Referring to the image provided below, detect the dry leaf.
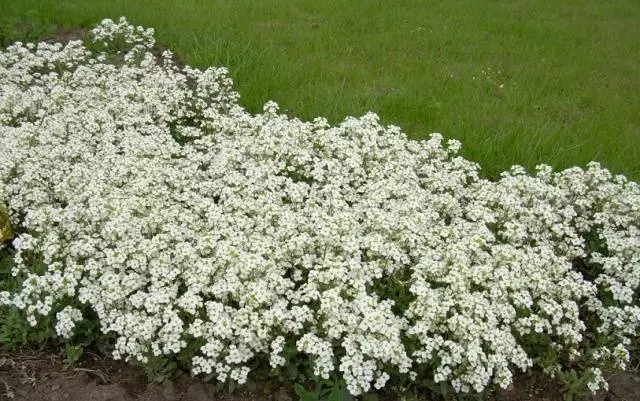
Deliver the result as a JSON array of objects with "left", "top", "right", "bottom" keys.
[{"left": 0, "top": 206, "right": 13, "bottom": 243}]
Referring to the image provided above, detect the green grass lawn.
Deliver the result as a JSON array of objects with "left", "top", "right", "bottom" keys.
[{"left": 1, "top": 0, "right": 639, "bottom": 179}]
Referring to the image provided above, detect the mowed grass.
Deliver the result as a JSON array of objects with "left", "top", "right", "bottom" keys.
[{"left": 1, "top": 0, "right": 639, "bottom": 179}]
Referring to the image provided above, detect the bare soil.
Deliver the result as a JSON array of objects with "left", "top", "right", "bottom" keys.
[
  {"left": 0, "top": 346, "right": 273, "bottom": 401},
  {"left": 42, "top": 28, "right": 88, "bottom": 45},
  {"left": 1, "top": 347, "right": 638, "bottom": 401}
]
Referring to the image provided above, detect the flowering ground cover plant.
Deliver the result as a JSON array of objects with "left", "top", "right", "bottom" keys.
[{"left": 0, "top": 17, "right": 638, "bottom": 399}]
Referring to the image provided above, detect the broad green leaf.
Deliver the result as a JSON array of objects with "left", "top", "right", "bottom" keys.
[
  {"left": 327, "top": 381, "right": 353, "bottom": 401},
  {"left": 294, "top": 383, "right": 319, "bottom": 401}
]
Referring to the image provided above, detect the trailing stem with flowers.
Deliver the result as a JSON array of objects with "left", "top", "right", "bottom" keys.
[{"left": 0, "top": 17, "right": 638, "bottom": 399}]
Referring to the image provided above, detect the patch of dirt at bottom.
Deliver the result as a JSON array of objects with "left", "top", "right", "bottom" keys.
[
  {"left": 0, "top": 346, "right": 284, "bottom": 401},
  {"left": 493, "top": 372, "right": 567, "bottom": 401},
  {"left": 592, "top": 371, "right": 640, "bottom": 401},
  {"left": 493, "top": 369, "right": 640, "bottom": 401},
  {"left": 1, "top": 347, "right": 639, "bottom": 401}
]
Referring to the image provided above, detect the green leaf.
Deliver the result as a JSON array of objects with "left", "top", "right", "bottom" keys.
[
  {"left": 421, "top": 378, "right": 442, "bottom": 394},
  {"left": 65, "top": 344, "right": 84, "bottom": 362},
  {"left": 294, "top": 383, "right": 319, "bottom": 401},
  {"left": 0, "top": 308, "right": 29, "bottom": 349},
  {"left": 0, "top": 251, "right": 14, "bottom": 274},
  {"left": 286, "top": 362, "right": 299, "bottom": 380},
  {"left": 327, "top": 382, "right": 353, "bottom": 401}
]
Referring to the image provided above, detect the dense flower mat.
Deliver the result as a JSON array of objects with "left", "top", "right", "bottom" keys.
[{"left": 0, "top": 17, "right": 638, "bottom": 396}]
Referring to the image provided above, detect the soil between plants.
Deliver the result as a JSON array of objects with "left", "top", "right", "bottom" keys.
[{"left": 1, "top": 347, "right": 638, "bottom": 401}]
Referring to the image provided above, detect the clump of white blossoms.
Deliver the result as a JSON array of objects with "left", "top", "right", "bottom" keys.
[{"left": 0, "top": 17, "right": 638, "bottom": 396}]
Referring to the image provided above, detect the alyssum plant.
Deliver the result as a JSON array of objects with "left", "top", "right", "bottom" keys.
[{"left": 0, "top": 17, "right": 638, "bottom": 398}]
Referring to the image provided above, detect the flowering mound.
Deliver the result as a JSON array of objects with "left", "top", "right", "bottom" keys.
[{"left": 0, "top": 18, "right": 639, "bottom": 396}]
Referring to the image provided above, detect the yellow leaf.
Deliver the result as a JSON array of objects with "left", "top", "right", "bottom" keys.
[{"left": 0, "top": 206, "right": 13, "bottom": 243}]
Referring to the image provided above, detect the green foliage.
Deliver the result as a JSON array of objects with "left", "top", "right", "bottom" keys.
[
  {"left": 141, "top": 355, "right": 178, "bottom": 382},
  {"left": 58, "top": 309, "right": 112, "bottom": 362},
  {"left": 557, "top": 369, "right": 593, "bottom": 401},
  {"left": 0, "top": 306, "right": 56, "bottom": 350},
  {"left": 0, "top": 12, "right": 54, "bottom": 47},
  {"left": 0, "top": 247, "right": 15, "bottom": 277},
  {"left": 259, "top": 341, "right": 316, "bottom": 384},
  {"left": 64, "top": 344, "right": 84, "bottom": 362},
  {"left": 294, "top": 378, "right": 353, "bottom": 401},
  {"left": 0, "top": 247, "right": 106, "bottom": 358},
  {"left": 394, "top": 376, "right": 489, "bottom": 401},
  {"left": 0, "top": 307, "right": 30, "bottom": 349},
  {"left": 83, "top": 31, "right": 143, "bottom": 66},
  {"left": 0, "top": 248, "right": 34, "bottom": 350},
  {"left": 368, "top": 269, "right": 415, "bottom": 315},
  {"left": 419, "top": 379, "right": 456, "bottom": 401}
]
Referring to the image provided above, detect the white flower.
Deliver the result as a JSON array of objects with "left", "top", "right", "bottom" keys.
[
  {"left": 55, "top": 306, "right": 83, "bottom": 338},
  {"left": 0, "top": 17, "right": 638, "bottom": 396}
]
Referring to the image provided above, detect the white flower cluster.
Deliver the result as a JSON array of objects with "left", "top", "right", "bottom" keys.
[
  {"left": 55, "top": 305, "right": 83, "bottom": 338},
  {"left": 1, "top": 18, "right": 638, "bottom": 396},
  {"left": 90, "top": 16, "right": 155, "bottom": 62},
  {"left": 91, "top": 17, "right": 155, "bottom": 46},
  {"left": 586, "top": 368, "right": 608, "bottom": 393}
]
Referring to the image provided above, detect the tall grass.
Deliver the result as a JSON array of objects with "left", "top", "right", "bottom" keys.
[{"left": 1, "top": 0, "right": 639, "bottom": 179}]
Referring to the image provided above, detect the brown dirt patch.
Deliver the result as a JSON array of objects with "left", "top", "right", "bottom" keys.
[
  {"left": 42, "top": 28, "right": 88, "bottom": 45},
  {"left": 0, "top": 346, "right": 278, "bottom": 401},
  {"left": 1, "top": 346, "right": 639, "bottom": 401},
  {"left": 491, "top": 368, "right": 640, "bottom": 401}
]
